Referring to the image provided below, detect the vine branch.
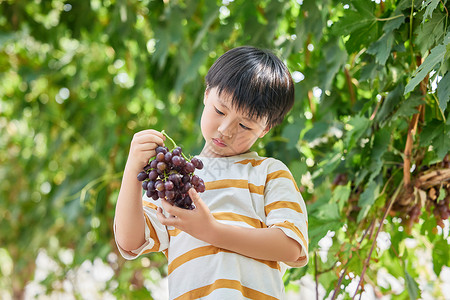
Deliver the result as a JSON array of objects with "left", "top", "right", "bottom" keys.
[
  {"left": 344, "top": 67, "right": 356, "bottom": 105},
  {"left": 351, "top": 183, "right": 401, "bottom": 299},
  {"left": 330, "top": 219, "right": 375, "bottom": 300}
]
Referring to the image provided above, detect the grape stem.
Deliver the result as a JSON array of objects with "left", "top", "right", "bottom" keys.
[{"left": 161, "top": 130, "right": 190, "bottom": 161}]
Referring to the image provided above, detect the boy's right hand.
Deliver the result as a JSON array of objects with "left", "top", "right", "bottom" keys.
[{"left": 125, "top": 129, "right": 166, "bottom": 174}]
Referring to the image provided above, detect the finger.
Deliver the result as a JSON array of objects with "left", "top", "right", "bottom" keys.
[
  {"left": 135, "top": 134, "right": 165, "bottom": 146},
  {"left": 156, "top": 207, "right": 178, "bottom": 226},
  {"left": 156, "top": 207, "right": 167, "bottom": 224},
  {"left": 161, "top": 198, "right": 188, "bottom": 217},
  {"left": 135, "top": 129, "right": 165, "bottom": 139},
  {"left": 188, "top": 188, "right": 202, "bottom": 208}
]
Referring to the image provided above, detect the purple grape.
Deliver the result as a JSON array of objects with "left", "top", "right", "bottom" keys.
[
  {"left": 168, "top": 174, "right": 181, "bottom": 186},
  {"left": 166, "top": 190, "right": 175, "bottom": 200},
  {"left": 147, "top": 180, "right": 155, "bottom": 191},
  {"left": 164, "top": 181, "right": 174, "bottom": 190},
  {"left": 155, "top": 146, "right": 166, "bottom": 154},
  {"left": 184, "top": 162, "right": 195, "bottom": 173},
  {"left": 157, "top": 162, "right": 167, "bottom": 171},
  {"left": 138, "top": 134, "right": 205, "bottom": 209},
  {"left": 148, "top": 170, "right": 158, "bottom": 181},
  {"left": 172, "top": 147, "right": 182, "bottom": 156},
  {"left": 156, "top": 152, "right": 165, "bottom": 162},
  {"left": 142, "top": 181, "right": 149, "bottom": 190},
  {"left": 191, "top": 157, "right": 200, "bottom": 168},
  {"left": 172, "top": 156, "right": 182, "bottom": 166},
  {"left": 155, "top": 181, "right": 165, "bottom": 192},
  {"left": 196, "top": 182, "right": 205, "bottom": 193},
  {"left": 183, "top": 182, "right": 192, "bottom": 193},
  {"left": 191, "top": 175, "right": 200, "bottom": 186},
  {"left": 165, "top": 152, "right": 173, "bottom": 163},
  {"left": 137, "top": 171, "right": 148, "bottom": 181},
  {"left": 150, "top": 159, "right": 158, "bottom": 169}
]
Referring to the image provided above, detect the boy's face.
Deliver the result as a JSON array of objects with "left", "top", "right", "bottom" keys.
[{"left": 200, "top": 87, "right": 270, "bottom": 157}]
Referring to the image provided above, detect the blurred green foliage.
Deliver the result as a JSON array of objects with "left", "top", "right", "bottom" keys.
[{"left": 1, "top": 0, "right": 449, "bottom": 299}]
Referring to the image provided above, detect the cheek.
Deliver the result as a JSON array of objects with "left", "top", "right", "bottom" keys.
[
  {"left": 233, "top": 132, "right": 258, "bottom": 146},
  {"left": 200, "top": 109, "right": 216, "bottom": 134}
]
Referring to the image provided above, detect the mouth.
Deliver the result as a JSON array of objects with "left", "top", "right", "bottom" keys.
[{"left": 212, "top": 138, "right": 227, "bottom": 147}]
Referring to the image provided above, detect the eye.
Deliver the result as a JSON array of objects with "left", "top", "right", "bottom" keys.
[
  {"left": 214, "top": 107, "right": 224, "bottom": 115},
  {"left": 239, "top": 123, "right": 252, "bottom": 130}
]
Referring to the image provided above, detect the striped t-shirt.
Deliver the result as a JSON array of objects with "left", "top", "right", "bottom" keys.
[{"left": 115, "top": 151, "right": 309, "bottom": 299}]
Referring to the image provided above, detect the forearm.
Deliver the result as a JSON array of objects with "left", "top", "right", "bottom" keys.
[
  {"left": 206, "top": 221, "right": 302, "bottom": 262},
  {"left": 114, "top": 165, "right": 146, "bottom": 251}
]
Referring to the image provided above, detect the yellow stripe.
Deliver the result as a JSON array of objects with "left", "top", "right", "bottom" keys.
[
  {"left": 273, "top": 221, "right": 308, "bottom": 252},
  {"left": 266, "top": 170, "right": 300, "bottom": 192},
  {"left": 265, "top": 200, "right": 303, "bottom": 215},
  {"left": 168, "top": 227, "right": 182, "bottom": 236},
  {"left": 143, "top": 201, "right": 158, "bottom": 210},
  {"left": 234, "top": 157, "right": 268, "bottom": 167},
  {"left": 168, "top": 245, "right": 279, "bottom": 275},
  {"left": 142, "top": 214, "right": 161, "bottom": 253},
  {"left": 168, "top": 212, "right": 267, "bottom": 237},
  {"left": 213, "top": 212, "right": 267, "bottom": 228},
  {"left": 206, "top": 179, "right": 264, "bottom": 195},
  {"left": 175, "top": 279, "right": 279, "bottom": 300}
]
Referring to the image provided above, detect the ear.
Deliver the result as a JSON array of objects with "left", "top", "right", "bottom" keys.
[
  {"left": 203, "top": 88, "right": 210, "bottom": 105},
  {"left": 258, "top": 125, "right": 271, "bottom": 138}
]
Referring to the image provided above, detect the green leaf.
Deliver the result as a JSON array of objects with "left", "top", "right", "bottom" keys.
[
  {"left": 193, "top": 5, "right": 219, "bottom": 48},
  {"left": 421, "top": 119, "right": 450, "bottom": 159},
  {"left": 332, "top": 0, "right": 376, "bottom": 36},
  {"left": 318, "top": 38, "right": 348, "bottom": 92},
  {"left": 383, "top": 14, "right": 405, "bottom": 33},
  {"left": 282, "top": 118, "right": 305, "bottom": 149},
  {"left": 376, "top": 83, "right": 404, "bottom": 126},
  {"left": 174, "top": 49, "right": 208, "bottom": 94},
  {"left": 368, "top": 128, "right": 391, "bottom": 182},
  {"left": 391, "top": 94, "right": 425, "bottom": 121},
  {"left": 303, "top": 121, "right": 329, "bottom": 142},
  {"left": 344, "top": 115, "right": 371, "bottom": 150},
  {"left": 367, "top": 32, "right": 395, "bottom": 65},
  {"left": 415, "top": 11, "right": 446, "bottom": 55},
  {"left": 302, "top": 0, "right": 324, "bottom": 41},
  {"left": 433, "top": 127, "right": 450, "bottom": 159},
  {"left": 331, "top": 182, "right": 351, "bottom": 213},
  {"left": 404, "top": 44, "right": 446, "bottom": 94},
  {"left": 437, "top": 71, "right": 450, "bottom": 112},
  {"left": 432, "top": 238, "right": 450, "bottom": 276},
  {"left": 316, "top": 202, "right": 341, "bottom": 221},
  {"left": 357, "top": 180, "right": 380, "bottom": 222},
  {"left": 422, "top": 0, "right": 440, "bottom": 22},
  {"left": 288, "top": 160, "right": 307, "bottom": 189},
  {"left": 404, "top": 267, "right": 420, "bottom": 300},
  {"left": 420, "top": 119, "right": 443, "bottom": 146}
]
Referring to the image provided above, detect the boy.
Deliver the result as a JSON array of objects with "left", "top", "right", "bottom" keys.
[{"left": 114, "top": 46, "right": 308, "bottom": 299}]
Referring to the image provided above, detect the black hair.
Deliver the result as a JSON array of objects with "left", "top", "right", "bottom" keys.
[{"left": 205, "top": 46, "right": 295, "bottom": 129}]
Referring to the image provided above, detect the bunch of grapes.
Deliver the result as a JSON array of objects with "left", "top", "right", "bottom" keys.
[{"left": 137, "top": 131, "right": 205, "bottom": 210}]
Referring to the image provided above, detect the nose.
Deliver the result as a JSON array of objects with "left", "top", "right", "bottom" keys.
[{"left": 217, "top": 119, "right": 236, "bottom": 138}]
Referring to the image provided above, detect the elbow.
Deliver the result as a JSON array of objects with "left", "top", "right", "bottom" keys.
[{"left": 284, "top": 241, "right": 303, "bottom": 262}]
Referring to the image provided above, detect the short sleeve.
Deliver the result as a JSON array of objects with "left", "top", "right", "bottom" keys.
[
  {"left": 264, "top": 159, "right": 309, "bottom": 267},
  {"left": 114, "top": 196, "right": 170, "bottom": 260}
]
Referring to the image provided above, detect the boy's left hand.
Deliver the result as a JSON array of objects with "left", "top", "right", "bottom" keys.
[{"left": 156, "top": 188, "right": 217, "bottom": 242}]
